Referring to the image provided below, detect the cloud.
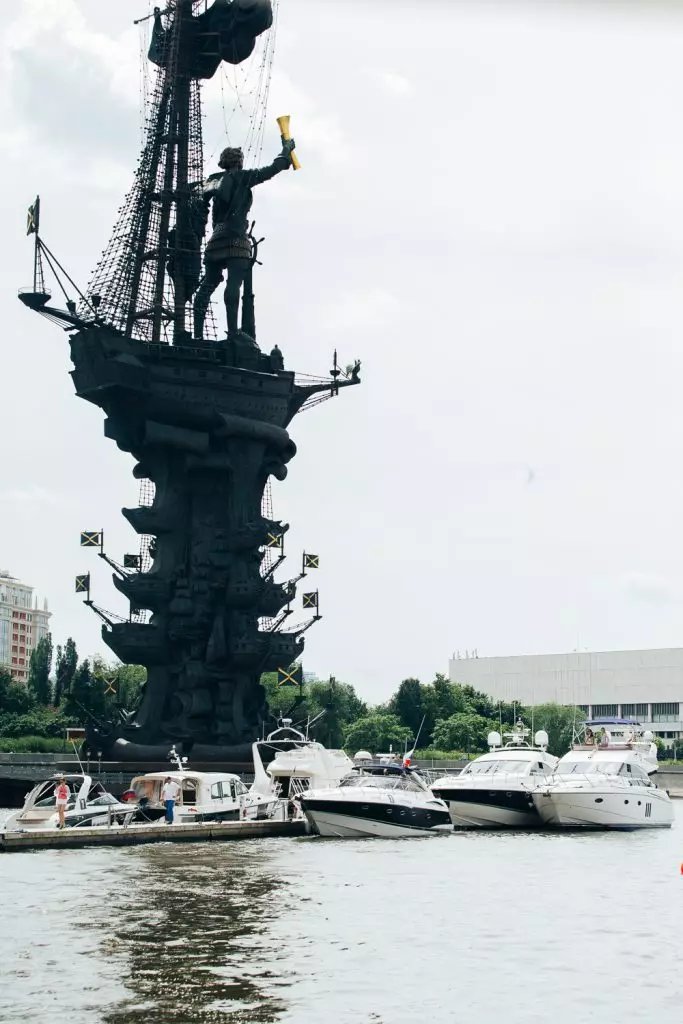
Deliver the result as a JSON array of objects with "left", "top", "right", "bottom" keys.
[
  {"left": 620, "top": 572, "right": 676, "bottom": 605},
  {"left": 0, "top": 485, "right": 68, "bottom": 508},
  {"left": 375, "top": 71, "right": 414, "bottom": 97},
  {"left": 320, "top": 287, "right": 402, "bottom": 333}
]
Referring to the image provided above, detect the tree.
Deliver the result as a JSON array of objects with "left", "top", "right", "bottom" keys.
[
  {"left": 344, "top": 713, "right": 411, "bottom": 754},
  {"left": 0, "top": 668, "right": 32, "bottom": 715},
  {"left": 259, "top": 672, "right": 367, "bottom": 748},
  {"left": 53, "top": 638, "right": 78, "bottom": 706},
  {"left": 432, "top": 712, "right": 492, "bottom": 754},
  {"left": 388, "top": 678, "right": 424, "bottom": 737},
  {"left": 63, "top": 659, "right": 103, "bottom": 720},
  {"left": 530, "top": 704, "right": 581, "bottom": 757},
  {"left": 28, "top": 634, "right": 53, "bottom": 705}
]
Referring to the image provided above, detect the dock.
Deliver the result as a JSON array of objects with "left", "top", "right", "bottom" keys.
[{"left": 0, "top": 818, "right": 308, "bottom": 853}]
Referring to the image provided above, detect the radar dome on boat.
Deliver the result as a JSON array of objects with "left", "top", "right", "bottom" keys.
[
  {"left": 534, "top": 730, "right": 549, "bottom": 749},
  {"left": 353, "top": 750, "right": 373, "bottom": 762},
  {"left": 487, "top": 731, "right": 502, "bottom": 749}
]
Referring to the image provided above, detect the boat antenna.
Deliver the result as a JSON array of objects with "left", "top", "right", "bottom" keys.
[
  {"left": 70, "top": 738, "right": 85, "bottom": 776},
  {"left": 404, "top": 715, "right": 426, "bottom": 765}
]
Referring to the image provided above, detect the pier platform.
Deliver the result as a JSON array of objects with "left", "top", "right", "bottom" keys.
[{"left": 0, "top": 818, "right": 307, "bottom": 853}]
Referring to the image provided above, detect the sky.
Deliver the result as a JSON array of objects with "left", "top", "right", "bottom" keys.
[{"left": 2, "top": 0, "right": 683, "bottom": 704}]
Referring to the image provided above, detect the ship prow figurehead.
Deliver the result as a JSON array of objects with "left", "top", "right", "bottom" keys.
[{"left": 149, "top": 0, "right": 274, "bottom": 79}]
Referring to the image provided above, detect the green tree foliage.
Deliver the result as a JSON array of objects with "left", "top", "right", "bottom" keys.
[
  {"left": 28, "top": 633, "right": 53, "bottom": 705},
  {"left": 0, "top": 667, "right": 32, "bottom": 715},
  {"left": 53, "top": 638, "right": 78, "bottom": 706},
  {"left": 260, "top": 672, "right": 366, "bottom": 748},
  {"left": 432, "top": 712, "right": 492, "bottom": 753},
  {"left": 344, "top": 713, "right": 412, "bottom": 754},
  {"left": 530, "top": 704, "right": 582, "bottom": 757},
  {"left": 388, "top": 678, "right": 425, "bottom": 737},
  {"left": 63, "top": 659, "right": 102, "bottom": 719}
]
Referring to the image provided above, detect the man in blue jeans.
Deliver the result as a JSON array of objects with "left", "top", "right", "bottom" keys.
[{"left": 161, "top": 777, "right": 181, "bottom": 824}]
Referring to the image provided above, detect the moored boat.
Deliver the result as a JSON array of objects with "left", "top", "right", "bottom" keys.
[
  {"left": 299, "top": 762, "right": 453, "bottom": 838},
  {"left": 128, "top": 745, "right": 285, "bottom": 823},
  {"left": 429, "top": 722, "right": 558, "bottom": 828},
  {"left": 532, "top": 719, "right": 673, "bottom": 829},
  {"left": 4, "top": 774, "right": 134, "bottom": 832}
]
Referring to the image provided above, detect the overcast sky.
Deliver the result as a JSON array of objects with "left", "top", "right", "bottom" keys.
[{"left": 2, "top": 0, "right": 683, "bottom": 704}]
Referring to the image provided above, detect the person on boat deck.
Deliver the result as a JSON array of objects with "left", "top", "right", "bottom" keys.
[
  {"left": 585, "top": 728, "right": 594, "bottom": 745},
  {"left": 55, "top": 777, "right": 70, "bottom": 829},
  {"left": 161, "top": 777, "right": 181, "bottom": 825}
]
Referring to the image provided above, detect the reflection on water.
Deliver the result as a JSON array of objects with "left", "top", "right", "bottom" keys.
[
  {"left": 0, "top": 810, "right": 681, "bottom": 1023},
  {"left": 99, "top": 844, "right": 289, "bottom": 1024}
]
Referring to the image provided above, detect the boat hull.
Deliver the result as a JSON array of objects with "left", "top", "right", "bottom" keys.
[
  {"left": 431, "top": 786, "right": 540, "bottom": 828},
  {"left": 300, "top": 798, "right": 452, "bottom": 838},
  {"left": 533, "top": 788, "right": 673, "bottom": 829}
]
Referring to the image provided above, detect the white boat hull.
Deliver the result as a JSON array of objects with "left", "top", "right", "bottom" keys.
[
  {"left": 533, "top": 788, "right": 673, "bottom": 829},
  {"left": 303, "top": 808, "right": 452, "bottom": 838},
  {"left": 445, "top": 800, "right": 539, "bottom": 829}
]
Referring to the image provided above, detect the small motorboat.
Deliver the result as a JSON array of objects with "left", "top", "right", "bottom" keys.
[
  {"left": 532, "top": 719, "right": 673, "bottom": 829},
  {"left": 429, "top": 721, "right": 558, "bottom": 828},
  {"left": 298, "top": 762, "right": 453, "bottom": 838},
  {"left": 128, "top": 745, "right": 285, "bottom": 823},
  {"left": 4, "top": 774, "right": 134, "bottom": 832}
]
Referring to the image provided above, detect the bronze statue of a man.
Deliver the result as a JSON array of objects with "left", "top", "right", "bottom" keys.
[{"left": 193, "top": 137, "right": 296, "bottom": 341}]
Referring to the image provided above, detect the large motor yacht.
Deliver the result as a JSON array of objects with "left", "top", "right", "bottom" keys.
[
  {"left": 4, "top": 774, "right": 134, "bottom": 832},
  {"left": 429, "top": 722, "right": 558, "bottom": 828},
  {"left": 532, "top": 719, "right": 673, "bottom": 829},
  {"left": 298, "top": 762, "right": 453, "bottom": 838},
  {"left": 253, "top": 719, "right": 355, "bottom": 808}
]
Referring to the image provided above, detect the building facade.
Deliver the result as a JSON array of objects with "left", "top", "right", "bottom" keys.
[
  {"left": 448, "top": 648, "right": 683, "bottom": 747},
  {"left": 0, "top": 571, "right": 51, "bottom": 684}
]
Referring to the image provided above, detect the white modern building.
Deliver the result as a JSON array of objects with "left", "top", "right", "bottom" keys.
[
  {"left": 0, "top": 570, "right": 52, "bottom": 685},
  {"left": 448, "top": 648, "right": 683, "bottom": 746}
]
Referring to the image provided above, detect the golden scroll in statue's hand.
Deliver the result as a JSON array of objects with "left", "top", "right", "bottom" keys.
[{"left": 276, "top": 114, "right": 301, "bottom": 171}]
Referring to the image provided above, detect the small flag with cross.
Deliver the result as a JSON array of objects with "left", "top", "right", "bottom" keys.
[
  {"left": 26, "top": 196, "right": 40, "bottom": 236},
  {"left": 123, "top": 553, "right": 141, "bottom": 569},
  {"left": 75, "top": 573, "right": 90, "bottom": 594},
  {"left": 80, "top": 531, "right": 102, "bottom": 548},
  {"left": 104, "top": 675, "right": 117, "bottom": 696},
  {"left": 277, "top": 664, "right": 303, "bottom": 688},
  {"left": 265, "top": 531, "right": 284, "bottom": 550},
  {"left": 303, "top": 553, "right": 319, "bottom": 569},
  {"left": 302, "top": 591, "right": 318, "bottom": 610}
]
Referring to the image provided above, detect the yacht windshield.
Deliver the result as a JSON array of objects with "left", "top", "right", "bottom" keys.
[
  {"left": 462, "top": 760, "right": 530, "bottom": 776},
  {"left": 340, "top": 775, "right": 421, "bottom": 791}
]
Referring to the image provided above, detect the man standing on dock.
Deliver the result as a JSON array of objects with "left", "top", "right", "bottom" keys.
[{"left": 161, "top": 777, "right": 181, "bottom": 825}]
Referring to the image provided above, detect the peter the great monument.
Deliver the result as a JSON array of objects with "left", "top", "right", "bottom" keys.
[{"left": 19, "top": 0, "right": 359, "bottom": 761}]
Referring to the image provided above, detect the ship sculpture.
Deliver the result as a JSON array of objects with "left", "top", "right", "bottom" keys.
[{"left": 18, "top": 0, "right": 359, "bottom": 761}]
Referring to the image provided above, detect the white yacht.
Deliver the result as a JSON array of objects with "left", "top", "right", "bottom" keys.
[
  {"left": 298, "top": 762, "right": 453, "bottom": 838},
  {"left": 429, "top": 723, "right": 558, "bottom": 828},
  {"left": 532, "top": 719, "right": 673, "bottom": 829},
  {"left": 128, "top": 745, "right": 285, "bottom": 823},
  {"left": 253, "top": 719, "right": 355, "bottom": 809},
  {"left": 4, "top": 774, "right": 134, "bottom": 832}
]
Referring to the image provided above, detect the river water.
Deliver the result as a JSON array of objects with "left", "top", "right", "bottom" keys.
[{"left": 1, "top": 807, "right": 681, "bottom": 1023}]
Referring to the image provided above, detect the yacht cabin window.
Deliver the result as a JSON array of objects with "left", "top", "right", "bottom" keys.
[{"left": 463, "top": 760, "right": 531, "bottom": 776}]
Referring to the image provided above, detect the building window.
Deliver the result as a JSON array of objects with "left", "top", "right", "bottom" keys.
[
  {"left": 592, "top": 704, "right": 618, "bottom": 718},
  {"left": 11, "top": 657, "right": 17, "bottom": 664},
  {"left": 11, "top": 645, "right": 17, "bottom": 654},
  {"left": 652, "top": 702, "right": 680, "bottom": 722},
  {"left": 577, "top": 705, "right": 589, "bottom": 715}
]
